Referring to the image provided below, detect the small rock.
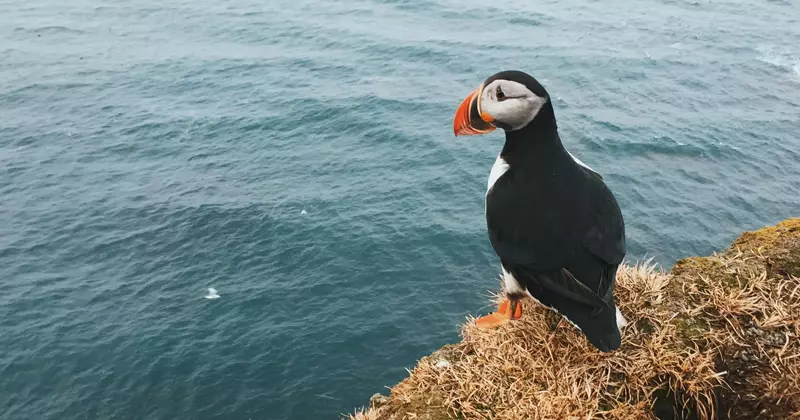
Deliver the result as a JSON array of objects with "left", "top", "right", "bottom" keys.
[
  {"left": 765, "top": 333, "right": 786, "bottom": 347},
  {"left": 746, "top": 326, "right": 764, "bottom": 337},
  {"left": 739, "top": 350, "right": 761, "bottom": 363},
  {"left": 434, "top": 359, "right": 451, "bottom": 369},
  {"left": 369, "top": 393, "right": 388, "bottom": 408}
]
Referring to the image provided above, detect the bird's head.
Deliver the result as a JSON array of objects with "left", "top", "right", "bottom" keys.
[{"left": 453, "top": 70, "right": 551, "bottom": 136}]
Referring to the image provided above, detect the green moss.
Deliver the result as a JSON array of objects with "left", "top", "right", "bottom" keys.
[
  {"left": 382, "top": 387, "right": 455, "bottom": 420},
  {"left": 637, "top": 317, "right": 656, "bottom": 334},
  {"left": 673, "top": 316, "right": 712, "bottom": 347},
  {"left": 391, "top": 401, "right": 454, "bottom": 420},
  {"left": 670, "top": 256, "right": 742, "bottom": 290},
  {"left": 731, "top": 218, "right": 800, "bottom": 277}
]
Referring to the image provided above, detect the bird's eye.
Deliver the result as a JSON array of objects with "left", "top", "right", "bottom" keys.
[{"left": 496, "top": 86, "right": 506, "bottom": 100}]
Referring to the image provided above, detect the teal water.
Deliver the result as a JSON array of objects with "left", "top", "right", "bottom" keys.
[{"left": 1, "top": 0, "right": 799, "bottom": 419}]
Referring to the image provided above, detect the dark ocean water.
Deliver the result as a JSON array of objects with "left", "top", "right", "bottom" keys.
[{"left": 1, "top": 0, "right": 798, "bottom": 419}]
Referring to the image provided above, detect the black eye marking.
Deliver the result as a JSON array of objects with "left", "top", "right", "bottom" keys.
[{"left": 496, "top": 85, "right": 506, "bottom": 100}]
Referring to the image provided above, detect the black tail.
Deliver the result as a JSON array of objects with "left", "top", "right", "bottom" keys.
[{"left": 506, "top": 262, "right": 623, "bottom": 352}]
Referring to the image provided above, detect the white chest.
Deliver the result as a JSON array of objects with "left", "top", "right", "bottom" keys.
[{"left": 487, "top": 155, "right": 510, "bottom": 192}]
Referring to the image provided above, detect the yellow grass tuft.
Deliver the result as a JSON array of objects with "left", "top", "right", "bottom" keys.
[
  {"left": 348, "top": 218, "right": 800, "bottom": 420},
  {"left": 346, "top": 407, "right": 385, "bottom": 420}
]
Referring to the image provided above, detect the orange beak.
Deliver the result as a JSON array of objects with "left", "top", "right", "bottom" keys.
[{"left": 453, "top": 85, "right": 496, "bottom": 136}]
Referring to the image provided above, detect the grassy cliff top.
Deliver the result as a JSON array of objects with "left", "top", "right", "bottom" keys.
[{"left": 348, "top": 218, "right": 800, "bottom": 420}]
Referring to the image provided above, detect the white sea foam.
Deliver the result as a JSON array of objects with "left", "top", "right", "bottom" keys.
[{"left": 757, "top": 46, "right": 800, "bottom": 81}]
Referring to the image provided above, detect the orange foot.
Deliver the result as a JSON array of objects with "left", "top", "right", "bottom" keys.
[{"left": 475, "top": 299, "right": 523, "bottom": 329}]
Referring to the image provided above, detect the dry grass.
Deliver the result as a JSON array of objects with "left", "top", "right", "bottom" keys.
[
  {"left": 347, "top": 407, "right": 385, "bottom": 420},
  {"left": 347, "top": 219, "right": 800, "bottom": 420}
]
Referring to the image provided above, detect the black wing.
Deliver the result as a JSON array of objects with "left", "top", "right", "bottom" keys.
[{"left": 486, "top": 164, "right": 625, "bottom": 304}]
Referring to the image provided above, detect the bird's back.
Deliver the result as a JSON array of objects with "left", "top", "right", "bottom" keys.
[{"left": 486, "top": 149, "right": 626, "bottom": 351}]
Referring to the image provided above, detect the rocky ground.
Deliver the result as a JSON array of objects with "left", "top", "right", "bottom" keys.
[{"left": 347, "top": 218, "right": 800, "bottom": 420}]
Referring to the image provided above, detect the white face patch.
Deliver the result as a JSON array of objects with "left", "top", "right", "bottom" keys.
[{"left": 480, "top": 80, "right": 547, "bottom": 131}]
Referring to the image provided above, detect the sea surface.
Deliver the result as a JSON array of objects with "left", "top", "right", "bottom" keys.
[{"left": 1, "top": 0, "right": 798, "bottom": 418}]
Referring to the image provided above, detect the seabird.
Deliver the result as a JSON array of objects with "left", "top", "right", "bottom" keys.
[
  {"left": 205, "top": 287, "right": 220, "bottom": 299},
  {"left": 453, "top": 70, "right": 627, "bottom": 352}
]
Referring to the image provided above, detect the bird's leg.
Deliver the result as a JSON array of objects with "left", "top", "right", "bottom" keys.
[
  {"left": 509, "top": 296, "right": 523, "bottom": 320},
  {"left": 475, "top": 294, "right": 523, "bottom": 329}
]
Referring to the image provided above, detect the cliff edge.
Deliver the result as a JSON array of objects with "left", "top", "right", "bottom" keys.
[{"left": 348, "top": 218, "right": 800, "bottom": 420}]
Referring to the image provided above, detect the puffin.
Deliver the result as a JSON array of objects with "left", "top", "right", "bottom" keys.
[{"left": 453, "top": 70, "right": 627, "bottom": 352}]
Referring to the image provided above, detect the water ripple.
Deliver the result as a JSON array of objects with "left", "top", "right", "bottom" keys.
[{"left": 2, "top": 0, "right": 799, "bottom": 419}]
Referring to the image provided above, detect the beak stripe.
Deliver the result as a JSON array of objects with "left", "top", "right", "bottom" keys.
[{"left": 453, "top": 85, "right": 497, "bottom": 136}]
